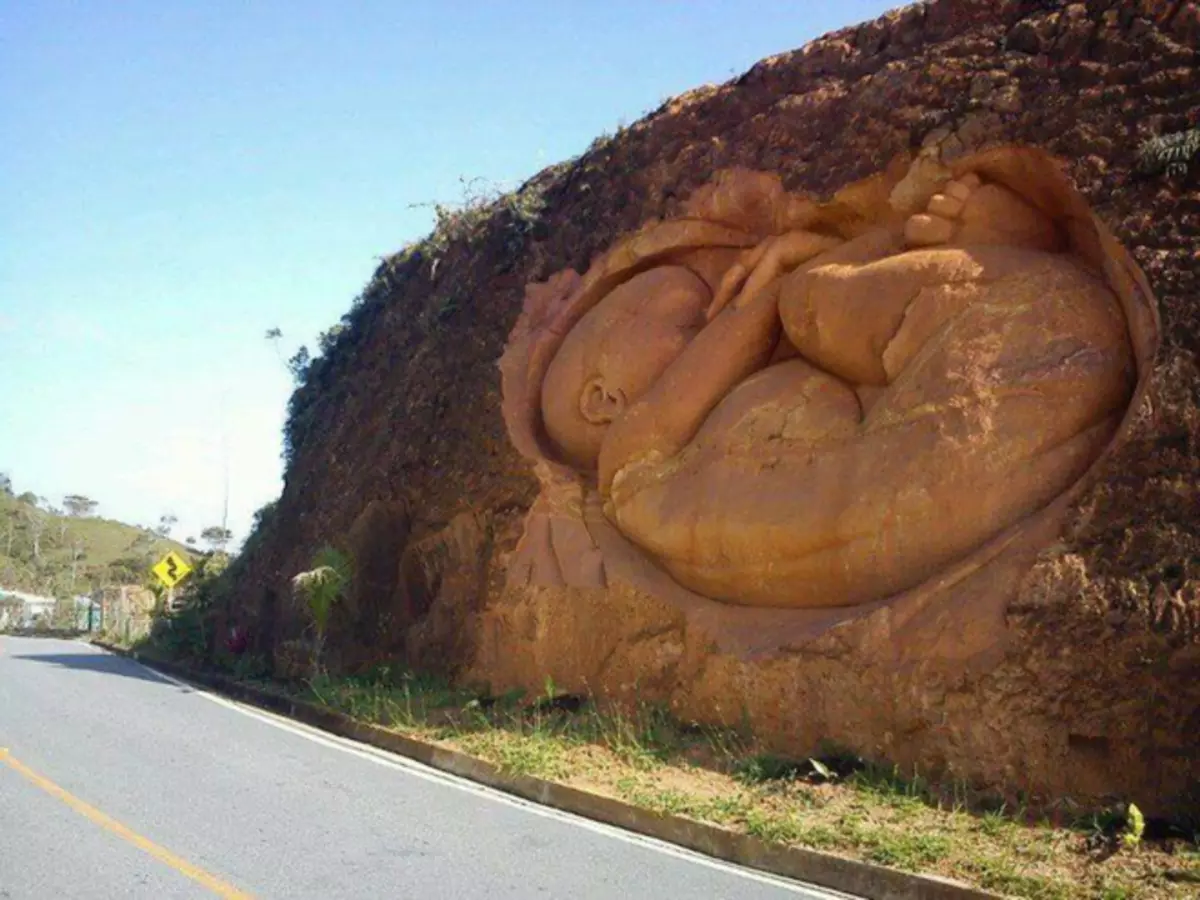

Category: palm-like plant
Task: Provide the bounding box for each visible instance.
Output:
[291,545,352,678]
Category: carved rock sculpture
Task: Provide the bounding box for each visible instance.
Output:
[501,146,1156,621]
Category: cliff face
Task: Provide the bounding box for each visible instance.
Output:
[230,0,1200,815]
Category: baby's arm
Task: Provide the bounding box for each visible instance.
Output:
[597,282,784,495]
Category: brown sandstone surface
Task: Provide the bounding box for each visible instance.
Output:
[230,0,1200,817]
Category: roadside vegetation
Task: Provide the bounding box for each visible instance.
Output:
[289,672,1199,900]
[110,594,1200,900]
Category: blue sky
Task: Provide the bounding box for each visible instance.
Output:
[0,0,898,547]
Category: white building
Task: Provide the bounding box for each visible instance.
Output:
[0,589,62,629]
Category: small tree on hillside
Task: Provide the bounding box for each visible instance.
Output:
[69,539,87,588]
[0,472,11,496]
[200,526,233,552]
[155,514,178,538]
[291,546,352,678]
[4,508,19,555]
[24,508,47,561]
[63,495,98,518]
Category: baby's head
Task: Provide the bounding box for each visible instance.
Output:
[541,265,710,471]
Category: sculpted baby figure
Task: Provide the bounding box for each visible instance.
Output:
[538,162,1134,609]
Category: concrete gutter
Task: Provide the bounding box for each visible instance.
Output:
[94,641,999,900]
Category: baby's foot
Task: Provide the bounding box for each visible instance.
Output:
[904,173,983,247]
[904,173,1063,252]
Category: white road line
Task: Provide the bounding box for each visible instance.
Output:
[81,640,853,899]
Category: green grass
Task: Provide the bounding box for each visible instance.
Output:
[966,857,1073,900]
[861,829,953,870]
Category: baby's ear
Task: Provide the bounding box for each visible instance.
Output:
[579,377,626,424]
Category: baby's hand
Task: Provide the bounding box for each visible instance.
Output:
[706,232,844,320]
[706,240,773,320]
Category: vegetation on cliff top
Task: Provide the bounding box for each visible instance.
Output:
[278,173,552,469]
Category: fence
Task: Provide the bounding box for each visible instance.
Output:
[91,585,158,643]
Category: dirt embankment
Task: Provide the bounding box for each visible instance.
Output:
[229,0,1200,815]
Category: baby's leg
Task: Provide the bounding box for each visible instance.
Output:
[689,357,862,451]
[777,175,1068,388]
[777,246,996,386]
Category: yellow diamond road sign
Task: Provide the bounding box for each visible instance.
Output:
[152,551,193,589]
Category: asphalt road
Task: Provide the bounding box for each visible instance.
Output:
[0,636,848,899]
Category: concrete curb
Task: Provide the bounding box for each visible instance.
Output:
[94,641,999,900]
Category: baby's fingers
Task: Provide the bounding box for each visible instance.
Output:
[707,263,749,320]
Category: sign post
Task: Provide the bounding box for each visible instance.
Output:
[151,551,193,607]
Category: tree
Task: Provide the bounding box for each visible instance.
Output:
[70,539,87,588]
[265,327,285,367]
[0,472,11,496]
[251,500,277,532]
[317,324,346,356]
[63,495,98,518]
[4,508,18,555]
[24,508,47,561]
[155,514,178,538]
[287,346,311,385]
[291,546,352,677]
[16,491,37,505]
[200,526,233,552]
[185,536,197,546]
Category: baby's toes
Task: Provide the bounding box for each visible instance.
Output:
[904,212,955,246]
[904,174,984,246]
[926,192,964,219]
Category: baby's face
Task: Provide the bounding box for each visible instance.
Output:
[541,266,710,470]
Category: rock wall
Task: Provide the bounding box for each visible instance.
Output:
[231,0,1200,817]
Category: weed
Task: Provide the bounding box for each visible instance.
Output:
[458,729,567,780]
[290,546,352,677]
[735,753,806,784]
[734,753,844,786]
[795,824,842,851]
[863,830,952,870]
[594,708,666,771]
[1122,803,1146,851]
[408,175,547,273]
[1137,127,1200,178]
[969,858,1072,900]
[850,764,930,816]
[980,808,1015,838]
[745,809,802,844]
[697,793,751,825]
[230,652,270,682]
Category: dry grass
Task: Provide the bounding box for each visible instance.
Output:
[292,671,1200,900]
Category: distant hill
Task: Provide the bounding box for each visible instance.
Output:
[0,492,196,597]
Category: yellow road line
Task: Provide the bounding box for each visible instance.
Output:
[0,747,253,899]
